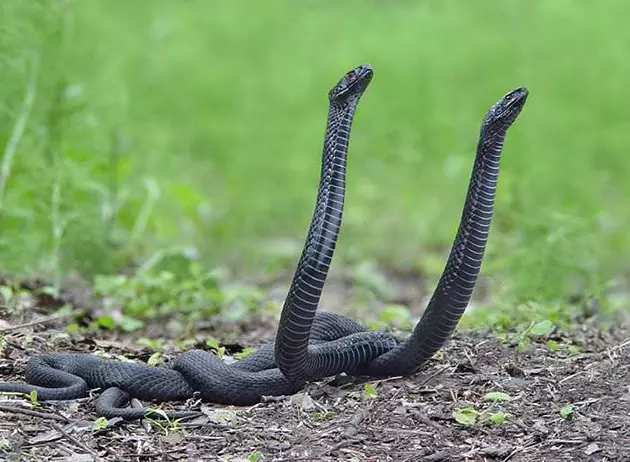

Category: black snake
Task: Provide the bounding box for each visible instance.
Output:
[0,64,399,420]
[0,64,528,420]
[275,86,528,382]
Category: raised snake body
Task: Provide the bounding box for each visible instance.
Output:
[275,86,528,382]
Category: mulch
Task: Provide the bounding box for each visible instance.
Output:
[0,295,629,461]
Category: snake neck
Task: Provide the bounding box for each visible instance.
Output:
[367,130,507,376]
[274,100,359,383]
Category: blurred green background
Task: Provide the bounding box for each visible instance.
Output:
[1,0,629,311]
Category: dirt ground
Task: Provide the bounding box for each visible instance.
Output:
[0,287,629,462]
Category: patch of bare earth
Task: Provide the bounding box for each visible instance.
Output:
[0,296,628,461]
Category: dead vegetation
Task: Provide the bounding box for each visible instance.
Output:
[1,302,628,462]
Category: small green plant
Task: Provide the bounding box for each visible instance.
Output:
[453,407,479,426]
[144,409,182,435]
[454,405,511,426]
[136,337,164,351]
[93,416,109,430]
[529,320,555,336]
[567,345,581,355]
[463,301,579,333]
[560,405,574,419]
[362,382,378,400]
[206,338,226,358]
[90,261,265,333]
[247,451,264,462]
[176,338,197,350]
[234,347,257,360]
[147,352,164,366]
[29,390,39,407]
[311,410,334,420]
[511,319,556,360]
[545,339,561,351]
[488,411,509,424]
[483,391,511,402]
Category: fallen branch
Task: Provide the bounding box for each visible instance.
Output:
[0,313,73,333]
[0,404,69,423]
[49,422,101,459]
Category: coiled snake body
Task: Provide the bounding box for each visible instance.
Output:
[0,64,528,420]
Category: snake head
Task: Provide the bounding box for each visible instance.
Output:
[328,63,373,103]
[481,87,529,136]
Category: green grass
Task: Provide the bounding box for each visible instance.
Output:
[1,0,630,311]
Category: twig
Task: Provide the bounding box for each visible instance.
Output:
[546,438,585,445]
[392,365,448,400]
[0,404,69,422]
[558,371,581,385]
[502,446,524,462]
[369,375,403,385]
[49,422,101,459]
[130,397,152,432]
[418,366,449,386]
[613,338,630,352]
[0,313,73,333]
[342,404,372,438]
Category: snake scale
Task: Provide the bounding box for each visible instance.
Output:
[0,63,528,420]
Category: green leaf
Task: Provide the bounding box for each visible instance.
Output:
[234,347,257,360]
[311,410,334,420]
[453,407,478,426]
[137,337,162,351]
[248,451,264,462]
[39,286,60,297]
[546,339,561,351]
[560,405,574,419]
[484,392,511,402]
[489,411,508,424]
[517,336,531,352]
[529,320,554,337]
[95,315,116,330]
[93,416,109,430]
[120,316,144,332]
[362,382,378,399]
[567,345,581,355]
[205,337,225,357]
[147,352,163,366]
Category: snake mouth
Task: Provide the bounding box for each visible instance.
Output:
[328,63,373,102]
[482,86,529,132]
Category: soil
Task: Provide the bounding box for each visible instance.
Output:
[0,284,629,462]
